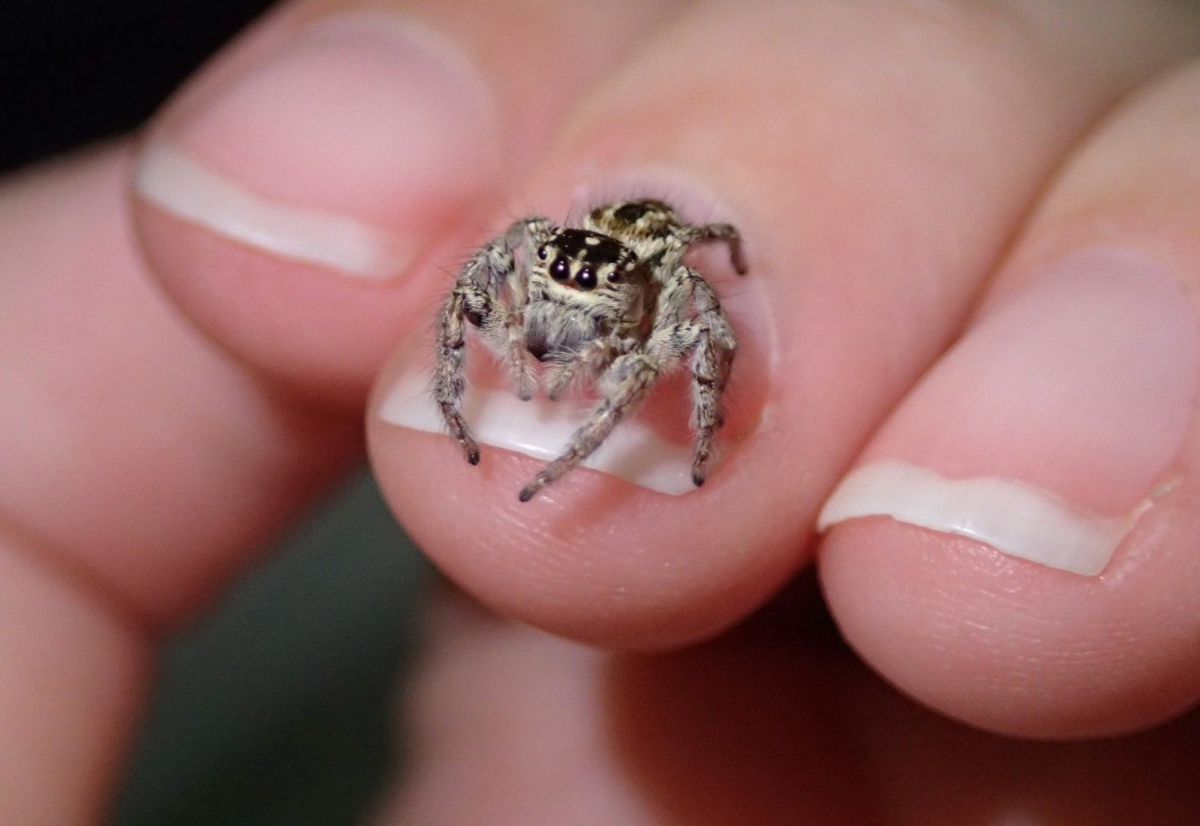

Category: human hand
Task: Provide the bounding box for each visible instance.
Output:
[6,0,1200,822]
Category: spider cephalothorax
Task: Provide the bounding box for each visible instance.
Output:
[434,198,747,501]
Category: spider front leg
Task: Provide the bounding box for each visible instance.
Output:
[434,218,551,465]
[457,227,545,400]
[544,334,632,401]
[686,326,735,485]
[649,265,738,486]
[433,284,491,464]
[464,218,556,394]
[519,352,659,502]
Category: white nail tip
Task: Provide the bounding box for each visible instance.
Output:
[378,373,695,495]
[133,141,410,279]
[817,461,1145,576]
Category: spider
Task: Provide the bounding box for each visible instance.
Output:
[434,198,747,502]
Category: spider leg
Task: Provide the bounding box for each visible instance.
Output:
[433,217,550,464]
[684,222,748,275]
[544,334,631,401]
[433,285,483,464]
[544,343,599,401]
[686,327,734,485]
[457,224,548,400]
[519,352,659,502]
[648,264,738,486]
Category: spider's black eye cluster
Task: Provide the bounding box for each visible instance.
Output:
[543,229,631,292]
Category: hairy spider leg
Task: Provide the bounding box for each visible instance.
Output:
[683,222,748,275]
[518,353,660,502]
[646,263,738,486]
[543,333,637,401]
[433,217,551,463]
[433,286,481,464]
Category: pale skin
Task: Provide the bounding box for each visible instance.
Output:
[6,1,1200,823]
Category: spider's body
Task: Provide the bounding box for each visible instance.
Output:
[434,198,747,501]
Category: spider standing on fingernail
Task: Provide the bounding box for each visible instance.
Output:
[433,198,747,501]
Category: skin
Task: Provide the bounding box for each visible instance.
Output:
[4,0,1200,822]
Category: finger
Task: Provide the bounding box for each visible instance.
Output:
[819,59,1200,737]
[131,0,682,405]
[0,525,144,826]
[375,586,1200,825]
[8,3,677,811]
[0,145,357,628]
[0,143,358,823]
[369,1,1200,648]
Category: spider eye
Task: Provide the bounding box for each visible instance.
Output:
[549,257,570,281]
[610,255,637,283]
[536,245,548,261]
[576,268,597,291]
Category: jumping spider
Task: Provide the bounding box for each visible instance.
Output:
[434,198,747,501]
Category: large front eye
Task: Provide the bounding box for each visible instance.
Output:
[550,257,570,282]
[575,267,597,291]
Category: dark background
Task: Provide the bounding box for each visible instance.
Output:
[3,2,268,171]
[2,3,430,824]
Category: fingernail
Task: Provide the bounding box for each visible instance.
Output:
[819,249,1199,575]
[134,12,498,280]
[818,461,1150,575]
[378,373,697,495]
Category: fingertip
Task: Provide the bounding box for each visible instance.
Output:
[130,1,687,404]
[132,197,430,406]
[817,59,1200,738]
[367,352,807,649]
[820,511,1200,738]
[130,11,504,403]
[364,185,803,647]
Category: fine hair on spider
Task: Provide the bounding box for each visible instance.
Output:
[433,198,747,501]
